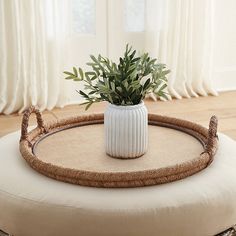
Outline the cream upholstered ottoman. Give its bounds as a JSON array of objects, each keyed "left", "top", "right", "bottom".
[{"left": 0, "top": 131, "right": 236, "bottom": 236}]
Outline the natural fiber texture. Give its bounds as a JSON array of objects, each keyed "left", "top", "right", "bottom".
[
  {"left": 19, "top": 106, "right": 218, "bottom": 188},
  {"left": 217, "top": 227, "right": 236, "bottom": 236},
  {"left": 20, "top": 106, "right": 48, "bottom": 145},
  {"left": 33, "top": 125, "right": 203, "bottom": 173}
]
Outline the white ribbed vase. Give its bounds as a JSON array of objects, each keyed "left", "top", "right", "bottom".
[{"left": 104, "top": 101, "right": 148, "bottom": 159}]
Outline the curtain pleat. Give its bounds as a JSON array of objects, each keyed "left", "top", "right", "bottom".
[
  {"left": 145, "top": 0, "right": 218, "bottom": 100},
  {"left": 0, "top": 0, "right": 7, "bottom": 111},
  {"left": 0, "top": 0, "right": 70, "bottom": 114}
]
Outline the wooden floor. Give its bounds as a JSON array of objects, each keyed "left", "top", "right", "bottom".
[{"left": 0, "top": 91, "right": 236, "bottom": 140}]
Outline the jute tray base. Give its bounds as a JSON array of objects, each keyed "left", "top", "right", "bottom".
[{"left": 19, "top": 106, "right": 218, "bottom": 188}]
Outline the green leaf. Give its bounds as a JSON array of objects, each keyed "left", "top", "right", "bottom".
[
  {"left": 159, "top": 83, "right": 167, "bottom": 91},
  {"left": 91, "top": 75, "right": 97, "bottom": 81},
  {"left": 90, "top": 55, "right": 98, "bottom": 63},
  {"left": 116, "top": 87, "right": 123, "bottom": 93},
  {"left": 89, "top": 90, "right": 97, "bottom": 95},
  {"left": 87, "top": 62, "right": 96, "bottom": 66},
  {"left": 65, "top": 76, "right": 74, "bottom": 80},
  {"left": 79, "top": 68, "right": 84, "bottom": 80},
  {"left": 73, "top": 67, "right": 78, "bottom": 77},
  {"left": 85, "top": 72, "right": 91, "bottom": 83},
  {"left": 143, "top": 78, "right": 151, "bottom": 90},
  {"left": 73, "top": 77, "right": 82, "bottom": 81},
  {"left": 79, "top": 90, "right": 89, "bottom": 98},
  {"left": 85, "top": 102, "right": 93, "bottom": 110},
  {"left": 110, "top": 81, "right": 115, "bottom": 91},
  {"left": 130, "top": 50, "right": 136, "bottom": 59},
  {"left": 86, "top": 72, "right": 96, "bottom": 76},
  {"left": 159, "top": 92, "right": 169, "bottom": 100},
  {"left": 63, "top": 71, "right": 74, "bottom": 76}
]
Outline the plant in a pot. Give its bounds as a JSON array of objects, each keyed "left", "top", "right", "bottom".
[{"left": 64, "top": 45, "right": 170, "bottom": 159}]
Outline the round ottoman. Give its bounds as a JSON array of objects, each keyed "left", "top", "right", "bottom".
[{"left": 0, "top": 131, "right": 236, "bottom": 236}]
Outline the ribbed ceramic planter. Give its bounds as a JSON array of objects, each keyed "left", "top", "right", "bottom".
[{"left": 104, "top": 101, "right": 148, "bottom": 159}]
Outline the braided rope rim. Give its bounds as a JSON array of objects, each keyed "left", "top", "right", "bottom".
[{"left": 19, "top": 106, "right": 218, "bottom": 188}]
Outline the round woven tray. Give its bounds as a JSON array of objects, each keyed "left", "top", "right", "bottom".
[{"left": 19, "top": 106, "right": 218, "bottom": 188}]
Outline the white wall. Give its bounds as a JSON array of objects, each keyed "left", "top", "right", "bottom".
[{"left": 213, "top": 0, "right": 236, "bottom": 91}]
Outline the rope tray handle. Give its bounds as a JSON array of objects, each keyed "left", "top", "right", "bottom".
[
  {"left": 20, "top": 106, "right": 47, "bottom": 144},
  {"left": 208, "top": 115, "right": 218, "bottom": 143},
  {"left": 205, "top": 115, "right": 218, "bottom": 164}
]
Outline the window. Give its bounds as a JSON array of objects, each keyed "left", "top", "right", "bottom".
[
  {"left": 72, "top": 0, "right": 96, "bottom": 34},
  {"left": 124, "top": 0, "right": 146, "bottom": 32}
]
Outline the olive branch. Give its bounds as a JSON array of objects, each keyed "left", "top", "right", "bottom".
[{"left": 64, "top": 44, "right": 170, "bottom": 110}]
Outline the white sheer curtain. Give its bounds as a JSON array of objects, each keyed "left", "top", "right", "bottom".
[
  {"left": 0, "top": 0, "right": 218, "bottom": 114},
  {"left": 0, "top": 0, "right": 70, "bottom": 114},
  {"left": 145, "top": 0, "right": 218, "bottom": 99}
]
